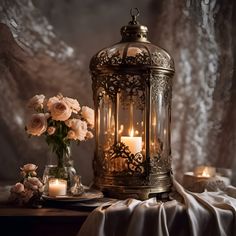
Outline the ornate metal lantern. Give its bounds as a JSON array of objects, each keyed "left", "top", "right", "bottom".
[{"left": 90, "top": 9, "right": 175, "bottom": 200}]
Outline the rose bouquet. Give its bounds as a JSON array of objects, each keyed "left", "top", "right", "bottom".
[
  {"left": 25, "top": 93, "right": 94, "bottom": 184},
  {"left": 9, "top": 164, "right": 44, "bottom": 206}
]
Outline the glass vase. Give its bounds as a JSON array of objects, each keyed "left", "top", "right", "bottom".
[{"left": 42, "top": 146, "right": 84, "bottom": 196}]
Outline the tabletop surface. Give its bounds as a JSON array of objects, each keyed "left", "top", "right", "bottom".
[
  {"left": 0, "top": 203, "right": 90, "bottom": 217},
  {"left": 0, "top": 185, "right": 91, "bottom": 236}
]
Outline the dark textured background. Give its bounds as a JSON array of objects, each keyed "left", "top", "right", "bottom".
[{"left": 0, "top": 0, "right": 235, "bottom": 185}]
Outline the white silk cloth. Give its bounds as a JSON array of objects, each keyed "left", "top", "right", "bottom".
[{"left": 78, "top": 180, "right": 236, "bottom": 236}]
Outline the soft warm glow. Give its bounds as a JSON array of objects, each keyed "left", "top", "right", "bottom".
[
  {"left": 48, "top": 178, "right": 67, "bottom": 197},
  {"left": 130, "top": 127, "right": 134, "bottom": 137},
  {"left": 121, "top": 127, "right": 142, "bottom": 154},
  {"left": 118, "top": 125, "right": 124, "bottom": 134},
  {"left": 194, "top": 165, "right": 216, "bottom": 178},
  {"left": 201, "top": 168, "right": 211, "bottom": 177},
  {"left": 152, "top": 117, "right": 156, "bottom": 126}
]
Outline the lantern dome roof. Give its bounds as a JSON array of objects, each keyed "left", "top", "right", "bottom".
[{"left": 90, "top": 8, "right": 174, "bottom": 75}]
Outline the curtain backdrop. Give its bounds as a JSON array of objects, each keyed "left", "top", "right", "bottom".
[{"left": 0, "top": 0, "right": 235, "bottom": 185}]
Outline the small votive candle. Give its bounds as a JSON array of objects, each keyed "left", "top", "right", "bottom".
[
  {"left": 182, "top": 166, "right": 230, "bottom": 193},
  {"left": 48, "top": 178, "right": 67, "bottom": 197},
  {"left": 193, "top": 166, "right": 216, "bottom": 178}
]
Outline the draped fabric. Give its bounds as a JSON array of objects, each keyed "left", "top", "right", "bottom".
[
  {"left": 78, "top": 181, "right": 236, "bottom": 236},
  {"left": 148, "top": 0, "right": 236, "bottom": 183}
]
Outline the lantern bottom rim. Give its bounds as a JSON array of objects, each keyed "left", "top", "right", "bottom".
[{"left": 93, "top": 172, "right": 173, "bottom": 200}]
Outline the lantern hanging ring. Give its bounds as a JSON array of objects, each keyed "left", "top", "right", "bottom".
[{"left": 129, "top": 8, "right": 140, "bottom": 25}]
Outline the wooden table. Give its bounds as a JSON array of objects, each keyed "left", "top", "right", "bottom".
[{"left": 0, "top": 201, "right": 90, "bottom": 236}]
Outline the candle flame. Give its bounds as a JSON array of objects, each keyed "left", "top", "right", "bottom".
[
  {"left": 130, "top": 128, "right": 134, "bottom": 137},
  {"left": 53, "top": 179, "right": 59, "bottom": 184},
  {"left": 201, "top": 168, "right": 211, "bottom": 177},
  {"left": 118, "top": 125, "right": 124, "bottom": 134},
  {"left": 152, "top": 117, "right": 156, "bottom": 126}
]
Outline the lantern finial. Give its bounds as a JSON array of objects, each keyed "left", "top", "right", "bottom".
[
  {"left": 129, "top": 8, "right": 140, "bottom": 25},
  {"left": 120, "top": 9, "right": 149, "bottom": 43}
]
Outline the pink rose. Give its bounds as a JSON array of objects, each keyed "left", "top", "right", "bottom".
[
  {"left": 67, "top": 130, "right": 77, "bottom": 140},
  {"left": 86, "top": 131, "right": 94, "bottom": 139},
  {"left": 64, "top": 97, "right": 81, "bottom": 113},
  {"left": 81, "top": 106, "right": 94, "bottom": 128},
  {"left": 11, "top": 182, "right": 24, "bottom": 193},
  {"left": 47, "top": 126, "right": 56, "bottom": 135},
  {"left": 66, "top": 119, "right": 88, "bottom": 141},
  {"left": 74, "top": 120, "right": 88, "bottom": 141},
  {"left": 24, "top": 177, "right": 44, "bottom": 191},
  {"left": 28, "top": 94, "right": 45, "bottom": 110},
  {"left": 21, "top": 164, "right": 38, "bottom": 177},
  {"left": 23, "top": 188, "right": 34, "bottom": 201},
  {"left": 47, "top": 96, "right": 60, "bottom": 108},
  {"left": 48, "top": 100, "right": 72, "bottom": 121},
  {"left": 26, "top": 113, "right": 48, "bottom": 136},
  {"left": 21, "top": 164, "right": 38, "bottom": 172},
  {"left": 65, "top": 118, "right": 78, "bottom": 130}
]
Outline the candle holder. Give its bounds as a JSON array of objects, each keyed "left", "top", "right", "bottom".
[
  {"left": 48, "top": 178, "right": 67, "bottom": 197},
  {"left": 90, "top": 9, "right": 175, "bottom": 200},
  {"left": 42, "top": 164, "right": 84, "bottom": 197},
  {"left": 183, "top": 166, "right": 231, "bottom": 193}
]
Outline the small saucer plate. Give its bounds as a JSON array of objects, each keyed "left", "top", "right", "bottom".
[{"left": 42, "top": 188, "right": 104, "bottom": 202}]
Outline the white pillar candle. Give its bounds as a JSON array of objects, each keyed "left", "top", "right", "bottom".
[
  {"left": 48, "top": 178, "right": 67, "bottom": 197},
  {"left": 121, "top": 136, "right": 142, "bottom": 155}
]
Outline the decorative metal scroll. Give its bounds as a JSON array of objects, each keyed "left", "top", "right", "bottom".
[
  {"left": 148, "top": 138, "right": 171, "bottom": 173},
  {"left": 150, "top": 74, "right": 172, "bottom": 104},
  {"left": 102, "top": 142, "right": 145, "bottom": 175},
  {"left": 92, "top": 74, "right": 147, "bottom": 110},
  {"left": 90, "top": 48, "right": 174, "bottom": 70},
  {"left": 151, "top": 52, "right": 174, "bottom": 70},
  {"left": 150, "top": 155, "right": 172, "bottom": 173}
]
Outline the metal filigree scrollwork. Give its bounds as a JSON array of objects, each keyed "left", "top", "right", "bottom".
[
  {"left": 90, "top": 47, "right": 175, "bottom": 71},
  {"left": 149, "top": 138, "right": 171, "bottom": 173},
  {"left": 92, "top": 74, "right": 146, "bottom": 110},
  {"left": 96, "top": 51, "right": 122, "bottom": 66},
  {"left": 128, "top": 152, "right": 144, "bottom": 174},
  {"left": 150, "top": 155, "right": 172, "bottom": 173},
  {"left": 91, "top": 49, "right": 151, "bottom": 68},
  {"left": 150, "top": 74, "right": 172, "bottom": 104},
  {"left": 104, "top": 142, "right": 145, "bottom": 175},
  {"left": 151, "top": 52, "right": 174, "bottom": 70},
  {"left": 123, "top": 51, "right": 151, "bottom": 65}
]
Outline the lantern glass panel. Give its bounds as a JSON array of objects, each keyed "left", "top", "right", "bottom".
[
  {"left": 150, "top": 76, "right": 172, "bottom": 172},
  {"left": 97, "top": 91, "right": 115, "bottom": 155}
]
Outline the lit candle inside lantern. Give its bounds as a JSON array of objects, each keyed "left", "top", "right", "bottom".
[
  {"left": 48, "top": 178, "right": 67, "bottom": 197},
  {"left": 121, "top": 128, "right": 142, "bottom": 154}
]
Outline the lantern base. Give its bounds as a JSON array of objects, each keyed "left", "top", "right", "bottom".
[
  {"left": 101, "top": 187, "right": 172, "bottom": 201},
  {"left": 94, "top": 172, "right": 172, "bottom": 200}
]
